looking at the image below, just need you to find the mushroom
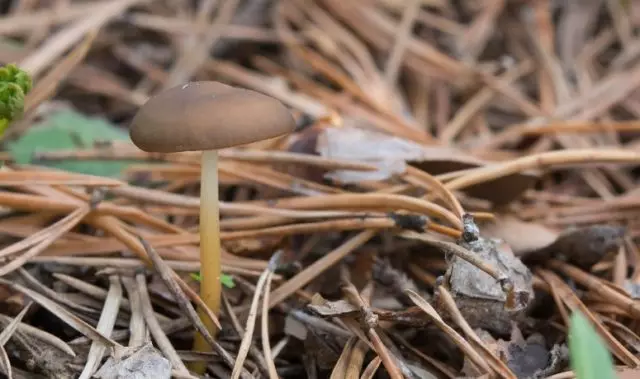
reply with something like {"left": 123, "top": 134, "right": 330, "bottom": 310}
{"left": 129, "top": 81, "right": 296, "bottom": 353}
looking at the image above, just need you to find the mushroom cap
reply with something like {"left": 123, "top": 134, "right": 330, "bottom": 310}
{"left": 129, "top": 81, "right": 296, "bottom": 153}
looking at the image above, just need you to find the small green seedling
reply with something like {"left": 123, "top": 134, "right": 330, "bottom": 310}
{"left": 0, "top": 64, "right": 32, "bottom": 136}
{"left": 569, "top": 310, "right": 616, "bottom": 379}
{"left": 221, "top": 274, "right": 235, "bottom": 289}
{"left": 190, "top": 272, "right": 235, "bottom": 289}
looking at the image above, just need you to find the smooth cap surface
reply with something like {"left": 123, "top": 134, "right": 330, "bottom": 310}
{"left": 129, "top": 81, "right": 296, "bottom": 153}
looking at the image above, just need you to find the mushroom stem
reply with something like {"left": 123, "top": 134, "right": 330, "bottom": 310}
{"left": 192, "top": 149, "right": 222, "bottom": 364}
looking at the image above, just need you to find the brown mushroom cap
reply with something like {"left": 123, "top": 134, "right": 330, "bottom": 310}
{"left": 129, "top": 81, "right": 296, "bottom": 153}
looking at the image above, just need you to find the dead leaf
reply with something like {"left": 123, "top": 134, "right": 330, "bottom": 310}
{"left": 525, "top": 225, "right": 625, "bottom": 269}
{"left": 444, "top": 236, "right": 534, "bottom": 335}
{"left": 316, "top": 127, "right": 537, "bottom": 205}
{"left": 482, "top": 217, "right": 625, "bottom": 270}
{"left": 481, "top": 216, "right": 559, "bottom": 256}
{"left": 538, "top": 225, "right": 625, "bottom": 269}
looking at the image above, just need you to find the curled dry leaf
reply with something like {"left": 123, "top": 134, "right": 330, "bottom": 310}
{"left": 316, "top": 126, "right": 537, "bottom": 205}
{"left": 442, "top": 236, "right": 534, "bottom": 335}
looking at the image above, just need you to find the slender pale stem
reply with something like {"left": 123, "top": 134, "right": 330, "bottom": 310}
{"left": 191, "top": 149, "right": 222, "bottom": 371}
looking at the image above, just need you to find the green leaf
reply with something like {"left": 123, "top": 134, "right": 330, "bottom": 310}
{"left": 221, "top": 274, "right": 235, "bottom": 289}
{"left": 569, "top": 310, "right": 616, "bottom": 379}
{"left": 190, "top": 272, "right": 202, "bottom": 282}
{"left": 7, "top": 109, "right": 133, "bottom": 177}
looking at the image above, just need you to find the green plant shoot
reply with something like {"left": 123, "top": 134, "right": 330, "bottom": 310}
{"left": 220, "top": 274, "right": 235, "bottom": 289}
{"left": 0, "top": 64, "right": 32, "bottom": 135}
{"left": 569, "top": 310, "right": 616, "bottom": 379}
{"left": 190, "top": 272, "right": 235, "bottom": 289}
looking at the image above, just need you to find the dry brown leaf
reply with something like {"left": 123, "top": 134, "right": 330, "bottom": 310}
{"left": 534, "top": 225, "right": 626, "bottom": 269}
{"left": 443, "top": 236, "right": 534, "bottom": 335}
{"left": 480, "top": 216, "right": 559, "bottom": 256}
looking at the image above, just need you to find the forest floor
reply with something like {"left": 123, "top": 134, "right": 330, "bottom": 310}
{"left": 0, "top": 1, "right": 640, "bottom": 378}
